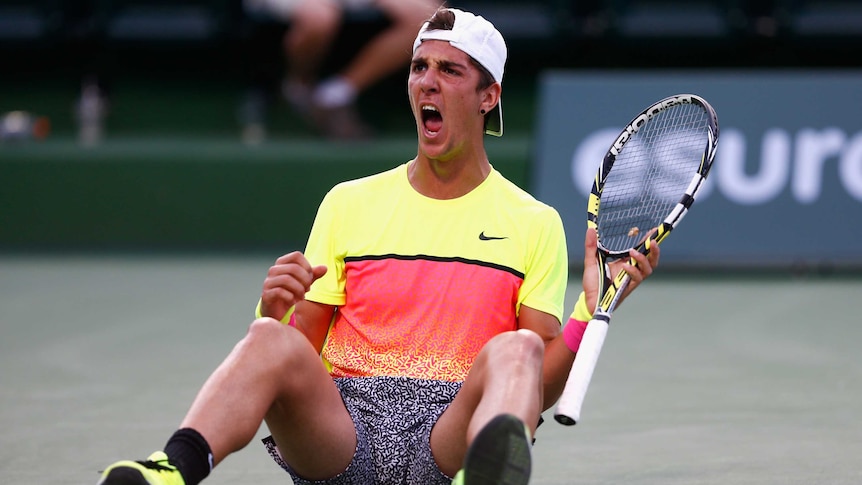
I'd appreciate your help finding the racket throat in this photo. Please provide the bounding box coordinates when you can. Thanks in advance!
[592,311,611,324]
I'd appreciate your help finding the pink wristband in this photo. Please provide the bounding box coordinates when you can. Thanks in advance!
[563,318,589,353]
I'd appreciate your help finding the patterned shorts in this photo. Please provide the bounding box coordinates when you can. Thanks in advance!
[263,376,463,484]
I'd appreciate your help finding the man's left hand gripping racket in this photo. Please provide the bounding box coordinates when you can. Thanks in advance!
[554,94,719,426]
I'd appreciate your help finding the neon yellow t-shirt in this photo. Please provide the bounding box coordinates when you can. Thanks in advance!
[304,161,567,382]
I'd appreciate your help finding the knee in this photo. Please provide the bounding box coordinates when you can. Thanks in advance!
[513,329,545,362]
[486,329,545,368]
[379,0,436,24]
[237,317,303,368]
[247,316,287,339]
[297,0,341,31]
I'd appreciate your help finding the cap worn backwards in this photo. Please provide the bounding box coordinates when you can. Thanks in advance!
[412,8,507,137]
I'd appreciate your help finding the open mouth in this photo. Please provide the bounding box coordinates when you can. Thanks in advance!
[421,105,443,134]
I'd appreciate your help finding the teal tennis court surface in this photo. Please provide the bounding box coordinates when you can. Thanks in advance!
[2,255,860,484]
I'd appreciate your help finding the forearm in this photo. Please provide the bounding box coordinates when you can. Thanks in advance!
[542,335,577,410]
[541,292,593,410]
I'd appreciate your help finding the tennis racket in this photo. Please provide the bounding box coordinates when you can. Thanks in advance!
[554,93,719,426]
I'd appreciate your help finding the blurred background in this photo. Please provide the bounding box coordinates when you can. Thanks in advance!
[2,0,861,263]
[2,2,862,484]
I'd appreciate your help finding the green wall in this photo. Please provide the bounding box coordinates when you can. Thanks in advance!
[1,137,531,252]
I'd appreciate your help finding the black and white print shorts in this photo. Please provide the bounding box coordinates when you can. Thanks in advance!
[263,376,463,484]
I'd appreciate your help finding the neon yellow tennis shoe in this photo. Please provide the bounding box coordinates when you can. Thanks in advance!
[453,414,532,485]
[98,451,185,485]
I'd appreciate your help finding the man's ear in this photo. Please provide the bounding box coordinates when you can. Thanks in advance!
[480,83,502,113]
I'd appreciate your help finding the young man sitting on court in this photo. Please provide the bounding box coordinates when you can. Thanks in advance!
[97,7,659,485]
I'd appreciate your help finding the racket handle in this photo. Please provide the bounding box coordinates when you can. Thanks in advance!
[554,317,609,426]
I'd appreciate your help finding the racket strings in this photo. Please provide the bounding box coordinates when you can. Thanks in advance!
[598,104,709,252]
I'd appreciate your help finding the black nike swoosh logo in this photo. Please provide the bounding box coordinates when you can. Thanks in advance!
[479,231,507,241]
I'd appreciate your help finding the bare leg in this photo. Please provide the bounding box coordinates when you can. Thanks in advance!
[339,0,441,92]
[430,329,545,477]
[179,317,356,480]
[283,0,343,86]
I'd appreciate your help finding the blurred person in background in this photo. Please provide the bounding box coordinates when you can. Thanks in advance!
[65,0,110,146]
[242,0,441,140]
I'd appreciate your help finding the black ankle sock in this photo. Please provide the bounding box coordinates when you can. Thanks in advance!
[163,428,213,485]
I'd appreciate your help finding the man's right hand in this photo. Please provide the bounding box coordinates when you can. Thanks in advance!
[260,251,328,321]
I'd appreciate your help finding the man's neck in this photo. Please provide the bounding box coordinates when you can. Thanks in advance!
[408,154,491,200]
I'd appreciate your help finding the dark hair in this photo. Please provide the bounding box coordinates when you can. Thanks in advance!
[426,7,455,31]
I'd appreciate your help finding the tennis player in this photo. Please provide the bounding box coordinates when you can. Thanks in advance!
[97,7,659,485]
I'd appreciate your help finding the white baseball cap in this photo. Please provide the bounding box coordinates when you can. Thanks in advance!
[412,8,507,137]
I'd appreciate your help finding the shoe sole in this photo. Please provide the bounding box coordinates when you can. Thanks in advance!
[463,414,532,485]
[98,465,151,485]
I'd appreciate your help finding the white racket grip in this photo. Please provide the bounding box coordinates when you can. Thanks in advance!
[554,318,610,426]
